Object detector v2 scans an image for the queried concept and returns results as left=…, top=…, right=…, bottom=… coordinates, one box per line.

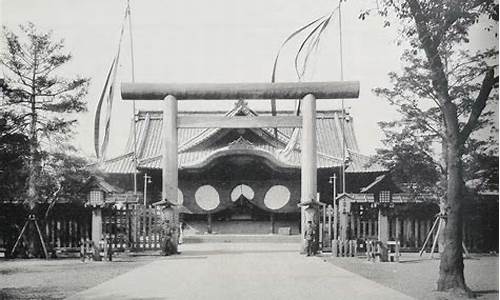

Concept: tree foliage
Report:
left=0, top=109, right=30, bottom=202
left=1, top=23, right=90, bottom=209
left=372, top=122, right=441, bottom=197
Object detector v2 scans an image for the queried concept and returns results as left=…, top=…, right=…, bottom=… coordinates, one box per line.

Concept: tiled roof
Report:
left=97, top=153, right=136, bottom=174
left=83, top=176, right=124, bottom=193
left=98, top=101, right=386, bottom=174
left=345, top=150, right=384, bottom=173
left=137, top=142, right=344, bottom=169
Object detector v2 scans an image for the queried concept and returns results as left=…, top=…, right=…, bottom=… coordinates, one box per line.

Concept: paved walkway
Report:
left=68, top=243, right=414, bottom=300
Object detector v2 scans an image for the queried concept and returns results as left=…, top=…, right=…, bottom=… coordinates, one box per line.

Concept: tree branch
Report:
left=407, top=76, right=442, bottom=107
left=407, top=0, right=451, bottom=104
left=459, top=68, right=498, bottom=144
left=44, top=182, right=62, bottom=218
left=1, top=61, right=32, bottom=88
left=422, top=148, right=446, bottom=175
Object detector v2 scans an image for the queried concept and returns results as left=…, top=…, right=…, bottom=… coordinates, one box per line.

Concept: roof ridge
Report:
left=136, top=109, right=348, bottom=116
left=178, top=101, right=263, bottom=152
left=138, top=155, right=161, bottom=164
left=102, top=152, right=134, bottom=163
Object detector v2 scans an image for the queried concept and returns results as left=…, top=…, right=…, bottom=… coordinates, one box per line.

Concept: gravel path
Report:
left=69, top=243, right=413, bottom=300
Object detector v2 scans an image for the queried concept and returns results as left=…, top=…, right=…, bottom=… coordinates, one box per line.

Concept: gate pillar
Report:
left=378, top=208, right=389, bottom=243
left=162, top=95, right=179, bottom=252
left=301, top=93, right=318, bottom=251
left=91, top=208, right=103, bottom=245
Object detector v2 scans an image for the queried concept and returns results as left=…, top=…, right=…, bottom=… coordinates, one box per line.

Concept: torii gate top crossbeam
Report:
left=121, top=81, right=359, bottom=100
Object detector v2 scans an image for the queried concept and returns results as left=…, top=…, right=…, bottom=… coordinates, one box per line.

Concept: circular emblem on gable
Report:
left=195, top=185, right=220, bottom=210
left=231, top=184, right=255, bottom=202
left=264, top=185, right=290, bottom=210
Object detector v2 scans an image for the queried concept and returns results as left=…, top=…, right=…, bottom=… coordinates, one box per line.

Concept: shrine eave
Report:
left=94, top=102, right=387, bottom=174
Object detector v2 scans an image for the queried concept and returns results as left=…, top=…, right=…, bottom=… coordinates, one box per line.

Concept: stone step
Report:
left=183, top=234, right=301, bottom=244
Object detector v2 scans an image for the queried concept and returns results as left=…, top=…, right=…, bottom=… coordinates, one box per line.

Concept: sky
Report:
left=1, top=0, right=496, bottom=159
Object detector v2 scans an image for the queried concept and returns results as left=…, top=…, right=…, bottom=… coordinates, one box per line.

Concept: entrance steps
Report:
left=183, top=234, right=301, bottom=244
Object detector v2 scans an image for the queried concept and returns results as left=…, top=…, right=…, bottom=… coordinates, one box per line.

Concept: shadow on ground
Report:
left=474, top=290, right=499, bottom=296
left=0, top=286, right=64, bottom=300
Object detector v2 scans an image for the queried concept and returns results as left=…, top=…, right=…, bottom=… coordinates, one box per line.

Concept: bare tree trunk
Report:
left=437, top=102, right=468, bottom=293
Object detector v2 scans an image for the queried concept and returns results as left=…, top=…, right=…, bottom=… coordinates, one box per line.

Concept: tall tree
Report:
left=363, top=0, right=498, bottom=295
left=274, top=3, right=496, bottom=293
left=1, top=23, right=89, bottom=210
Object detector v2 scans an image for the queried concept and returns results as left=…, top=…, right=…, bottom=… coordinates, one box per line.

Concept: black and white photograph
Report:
left=0, top=0, right=498, bottom=299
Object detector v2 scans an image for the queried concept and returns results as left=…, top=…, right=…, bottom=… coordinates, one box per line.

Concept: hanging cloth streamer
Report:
left=94, top=5, right=130, bottom=160
left=270, top=8, right=338, bottom=156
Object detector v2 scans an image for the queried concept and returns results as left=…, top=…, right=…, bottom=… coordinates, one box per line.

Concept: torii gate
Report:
left=121, top=81, right=359, bottom=253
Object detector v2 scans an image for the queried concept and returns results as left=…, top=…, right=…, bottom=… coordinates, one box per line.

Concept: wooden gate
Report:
left=103, top=205, right=164, bottom=251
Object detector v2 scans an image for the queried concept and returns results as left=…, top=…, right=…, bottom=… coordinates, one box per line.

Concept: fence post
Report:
left=91, top=208, right=103, bottom=247
left=414, top=219, right=420, bottom=248
left=356, top=216, right=361, bottom=239
left=332, top=240, right=338, bottom=257
left=133, top=206, right=138, bottom=250
left=148, top=206, right=153, bottom=249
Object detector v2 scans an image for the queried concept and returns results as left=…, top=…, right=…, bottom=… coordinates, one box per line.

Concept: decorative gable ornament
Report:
left=227, top=136, right=255, bottom=150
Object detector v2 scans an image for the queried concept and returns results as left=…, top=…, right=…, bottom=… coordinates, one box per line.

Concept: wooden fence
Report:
left=102, top=205, right=164, bottom=251
left=44, top=214, right=92, bottom=249
left=0, top=204, right=91, bottom=256
left=319, top=213, right=439, bottom=252
left=1, top=199, right=497, bottom=255
left=349, top=215, right=436, bottom=250
left=321, top=212, right=495, bottom=253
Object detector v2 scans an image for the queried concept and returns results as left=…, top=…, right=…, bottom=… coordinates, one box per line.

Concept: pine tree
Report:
left=1, top=23, right=90, bottom=210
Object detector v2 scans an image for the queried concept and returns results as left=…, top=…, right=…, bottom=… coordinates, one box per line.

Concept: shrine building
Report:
left=97, top=100, right=394, bottom=235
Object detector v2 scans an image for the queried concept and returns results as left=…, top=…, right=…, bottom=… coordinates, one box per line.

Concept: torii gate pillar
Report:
left=301, top=94, right=318, bottom=251
left=161, top=95, right=179, bottom=253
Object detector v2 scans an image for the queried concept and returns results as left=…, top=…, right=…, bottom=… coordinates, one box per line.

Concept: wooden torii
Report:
left=121, top=81, right=359, bottom=253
